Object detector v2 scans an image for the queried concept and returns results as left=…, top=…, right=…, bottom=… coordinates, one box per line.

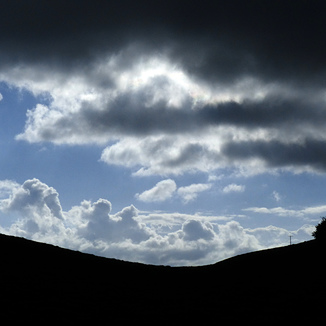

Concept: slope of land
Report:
left=0, top=233, right=324, bottom=324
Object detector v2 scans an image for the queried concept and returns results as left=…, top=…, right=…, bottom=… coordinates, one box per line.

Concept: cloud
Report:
left=1, top=178, right=63, bottom=220
left=0, top=180, right=19, bottom=199
left=0, top=178, right=314, bottom=266
left=0, top=3, right=324, bottom=265
left=177, top=183, right=212, bottom=203
left=13, top=57, right=204, bottom=144
left=137, top=211, right=233, bottom=227
left=101, top=135, right=223, bottom=176
left=182, top=220, right=215, bottom=241
left=0, top=1, right=325, bottom=88
left=136, top=181, right=212, bottom=203
left=12, top=78, right=326, bottom=176
left=222, top=138, right=326, bottom=173
left=272, top=191, right=281, bottom=202
left=15, top=81, right=326, bottom=145
left=0, top=2, right=325, bottom=177
left=223, top=184, right=245, bottom=194
left=3, top=60, right=326, bottom=181
left=246, top=225, right=293, bottom=247
left=247, top=224, right=315, bottom=247
left=244, top=206, right=300, bottom=217
left=0, top=179, right=67, bottom=243
left=71, top=200, right=151, bottom=244
left=136, top=179, right=177, bottom=202
left=244, top=204, right=326, bottom=218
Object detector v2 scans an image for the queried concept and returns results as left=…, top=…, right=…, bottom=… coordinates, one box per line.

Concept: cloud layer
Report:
left=0, top=1, right=325, bottom=176
left=1, top=1, right=326, bottom=87
left=0, top=179, right=314, bottom=266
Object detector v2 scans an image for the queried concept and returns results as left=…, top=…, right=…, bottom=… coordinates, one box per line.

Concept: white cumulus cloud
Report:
left=1, top=178, right=63, bottom=220
left=0, top=178, right=315, bottom=266
left=70, top=199, right=151, bottom=243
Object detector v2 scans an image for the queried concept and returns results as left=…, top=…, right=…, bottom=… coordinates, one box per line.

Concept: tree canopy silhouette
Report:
left=312, top=217, right=326, bottom=242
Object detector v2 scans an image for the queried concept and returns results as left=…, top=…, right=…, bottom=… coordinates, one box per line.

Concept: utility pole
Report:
left=289, top=235, right=292, bottom=245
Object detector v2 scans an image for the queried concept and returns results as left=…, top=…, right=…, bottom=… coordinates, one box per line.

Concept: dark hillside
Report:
left=0, top=233, right=325, bottom=324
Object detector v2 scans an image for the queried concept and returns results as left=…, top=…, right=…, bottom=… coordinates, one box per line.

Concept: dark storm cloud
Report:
left=167, top=1, right=326, bottom=86
left=1, top=0, right=326, bottom=86
left=222, top=138, right=326, bottom=172
left=78, top=89, right=195, bottom=136
left=201, top=97, right=326, bottom=129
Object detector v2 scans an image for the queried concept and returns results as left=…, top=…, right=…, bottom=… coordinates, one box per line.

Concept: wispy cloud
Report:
left=244, top=205, right=326, bottom=218
left=136, top=180, right=212, bottom=203
left=272, top=191, right=281, bottom=202
left=177, top=183, right=212, bottom=203
left=222, top=184, right=245, bottom=194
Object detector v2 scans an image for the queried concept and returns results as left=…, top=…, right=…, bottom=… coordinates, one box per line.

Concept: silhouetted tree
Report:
left=312, top=217, right=326, bottom=242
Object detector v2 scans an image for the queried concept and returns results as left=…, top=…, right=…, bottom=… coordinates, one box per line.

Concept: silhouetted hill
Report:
left=0, top=233, right=325, bottom=324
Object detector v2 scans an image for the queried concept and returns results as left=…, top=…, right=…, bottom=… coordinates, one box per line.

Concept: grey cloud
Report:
left=109, top=95, right=325, bottom=133
left=173, top=2, right=326, bottom=87
left=163, top=143, right=214, bottom=169
left=92, top=93, right=326, bottom=175
left=182, top=220, right=215, bottom=241
left=79, top=94, right=195, bottom=137
left=100, top=136, right=222, bottom=176
left=3, top=1, right=326, bottom=177
left=0, top=2, right=136, bottom=68
left=222, top=138, right=326, bottom=172
left=1, top=1, right=326, bottom=88
left=201, top=97, right=326, bottom=130
left=21, top=100, right=195, bottom=142
left=26, top=93, right=326, bottom=143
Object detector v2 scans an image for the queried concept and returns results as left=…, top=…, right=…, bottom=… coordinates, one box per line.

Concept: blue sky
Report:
left=0, top=1, right=325, bottom=265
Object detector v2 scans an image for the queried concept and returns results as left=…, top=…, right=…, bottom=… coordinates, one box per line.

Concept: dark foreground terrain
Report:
left=0, top=234, right=325, bottom=324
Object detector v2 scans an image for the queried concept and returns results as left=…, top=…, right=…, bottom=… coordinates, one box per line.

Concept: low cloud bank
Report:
left=0, top=178, right=313, bottom=266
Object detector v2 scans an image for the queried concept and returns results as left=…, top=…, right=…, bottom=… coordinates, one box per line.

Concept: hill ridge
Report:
left=0, top=233, right=324, bottom=324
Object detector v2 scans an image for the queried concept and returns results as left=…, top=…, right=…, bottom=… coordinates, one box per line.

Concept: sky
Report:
left=0, top=0, right=325, bottom=265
